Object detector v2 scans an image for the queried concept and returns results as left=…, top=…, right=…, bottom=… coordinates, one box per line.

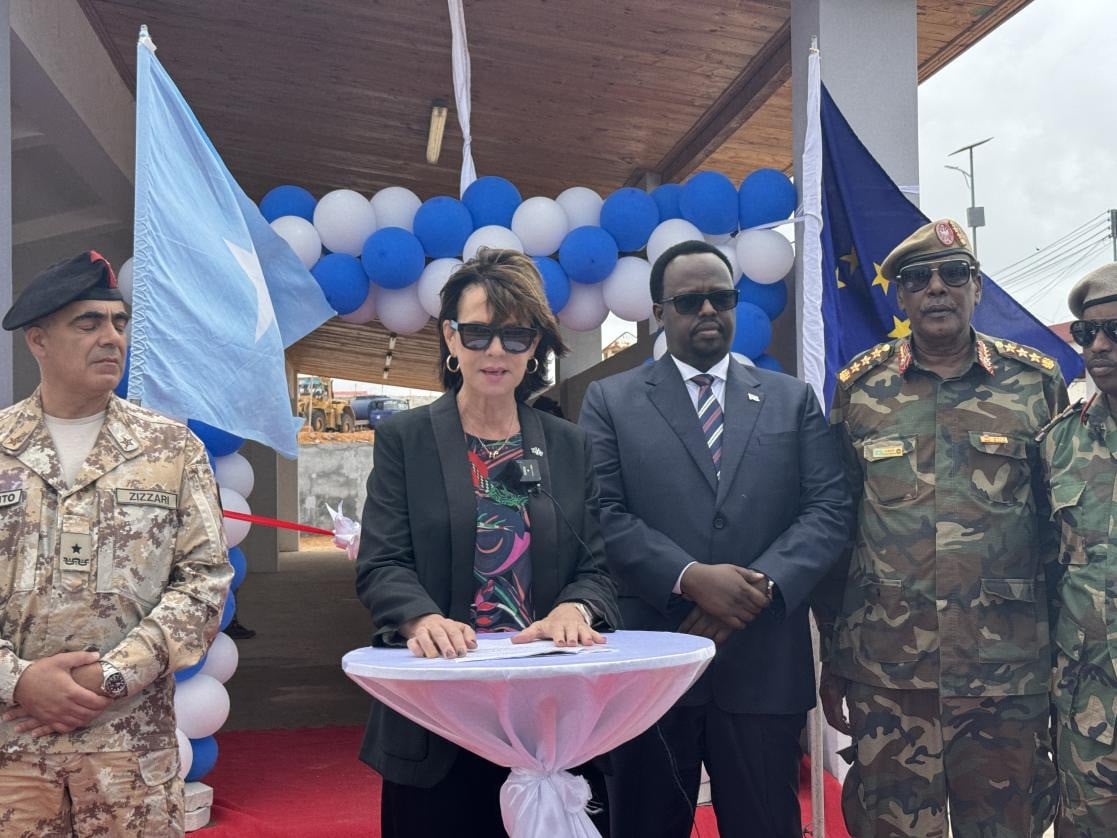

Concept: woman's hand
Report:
left=511, top=602, right=605, bottom=647
left=399, top=614, right=477, bottom=659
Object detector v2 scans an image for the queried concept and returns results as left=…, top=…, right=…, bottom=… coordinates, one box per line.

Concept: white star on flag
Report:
left=225, top=238, right=277, bottom=342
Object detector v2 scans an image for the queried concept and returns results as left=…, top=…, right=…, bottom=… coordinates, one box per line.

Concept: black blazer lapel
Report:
left=518, top=404, right=560, bottom=616
left=429, top=392, right=476, bottom=623
left=716, top=359, right=764, bottom=507
left=647, top=356, right=718, bottom=494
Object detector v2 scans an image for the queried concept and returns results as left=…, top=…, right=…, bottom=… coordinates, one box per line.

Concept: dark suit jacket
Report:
left=579, top=355, right=852, bottom=715
left=355, top=391, right=620, bottom=787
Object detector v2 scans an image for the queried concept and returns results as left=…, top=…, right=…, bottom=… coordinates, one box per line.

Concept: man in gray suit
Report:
left=580, top=240, right=852, bottom=838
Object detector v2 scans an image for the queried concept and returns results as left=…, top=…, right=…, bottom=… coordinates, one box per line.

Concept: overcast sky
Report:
left=917, top=0, right=1117, bottom=324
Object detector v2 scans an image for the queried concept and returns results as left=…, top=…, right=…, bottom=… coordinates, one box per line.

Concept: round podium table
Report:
left=342, top=630, right=714, bottom=838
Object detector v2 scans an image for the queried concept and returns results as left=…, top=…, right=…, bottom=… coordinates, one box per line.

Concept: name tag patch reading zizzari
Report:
left=115, top=489, right=177, bottom=510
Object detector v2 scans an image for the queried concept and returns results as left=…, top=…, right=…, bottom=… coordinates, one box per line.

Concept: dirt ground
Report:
left=297, top=429, right=375, bottom=445
left=298, top=533, right=342, bottom=551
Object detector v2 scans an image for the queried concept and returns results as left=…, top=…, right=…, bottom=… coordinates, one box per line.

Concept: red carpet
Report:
left=203, top=726, right=849, bottom=837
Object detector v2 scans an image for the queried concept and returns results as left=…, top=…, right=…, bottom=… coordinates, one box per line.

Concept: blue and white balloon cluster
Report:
left=258, top=168, right=797, bottom=363
left=170, top=421, right=253, bottom=784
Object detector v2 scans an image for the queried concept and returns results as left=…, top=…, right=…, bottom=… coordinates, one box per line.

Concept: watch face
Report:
left=104, top=672, right=128, bottom=699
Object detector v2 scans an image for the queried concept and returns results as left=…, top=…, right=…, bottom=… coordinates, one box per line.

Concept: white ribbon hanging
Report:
left=447, top=0, right=477, bottom=196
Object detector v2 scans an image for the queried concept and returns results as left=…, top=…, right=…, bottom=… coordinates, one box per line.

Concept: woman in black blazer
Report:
left=355, top=249, right=620, bottom=838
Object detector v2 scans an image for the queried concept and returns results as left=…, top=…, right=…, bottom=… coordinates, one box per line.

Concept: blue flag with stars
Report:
left=820, top=85, right=1082, bottom=407
left=129, top=40, right=335, bottom=458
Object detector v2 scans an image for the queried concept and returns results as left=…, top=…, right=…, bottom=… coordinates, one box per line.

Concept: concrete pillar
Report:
left=1, top=0, right=12, bottom=408
left=555, top=325, right=602, bottom=380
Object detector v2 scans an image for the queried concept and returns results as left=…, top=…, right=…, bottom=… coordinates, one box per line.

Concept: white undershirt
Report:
left=44, top=411, right=106, bottom=487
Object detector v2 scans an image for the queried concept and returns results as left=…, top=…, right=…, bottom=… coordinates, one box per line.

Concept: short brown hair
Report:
left=438, top=248, right=568, bottom=400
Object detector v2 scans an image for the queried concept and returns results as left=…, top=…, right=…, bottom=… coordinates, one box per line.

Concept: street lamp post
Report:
left=947, top=137, right=993, bottom=259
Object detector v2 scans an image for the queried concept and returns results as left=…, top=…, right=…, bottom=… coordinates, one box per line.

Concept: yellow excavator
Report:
left=296, top=376, right=356, bottom=433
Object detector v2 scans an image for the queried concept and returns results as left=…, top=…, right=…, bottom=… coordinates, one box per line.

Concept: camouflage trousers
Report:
left=841, top=683, right=1056, bottom=838
left=1055, top=720, right=1117, bottom=837
left=0, top=747, right=183, bottom=837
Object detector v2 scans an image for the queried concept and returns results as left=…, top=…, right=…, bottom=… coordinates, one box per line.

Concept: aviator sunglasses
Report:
left=896, top=259, right=977, bottom=294
left=658, top=289, right=741, bottom=315
left=1070, top=319, right=1117, bottom=348
left=449, top=320, right=539, bottom=354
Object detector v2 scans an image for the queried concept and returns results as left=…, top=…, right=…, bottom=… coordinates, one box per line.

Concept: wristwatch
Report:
left=100, top=662, right=128, bottom=699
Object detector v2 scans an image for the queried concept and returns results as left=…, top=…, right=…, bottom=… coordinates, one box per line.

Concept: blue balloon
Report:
left=462, top=176, right=522, bottom=228
left=310, top=253, right=369, bottom=314
left=679, top=172, right=738, bottom=235
left=259, top=185, right=316, bottom=223
left=730, top=301, right=772, bottom=360
left=187, top=421, right=242, bottom=457
left=361, top=227, right=425, bottom=290
left=414, top=197, right=474, bottom=258
left=175, top=652, right=207, bottom=682
left=652, top=183, right=684, bottom=223
left=738, top=169, right=797, bottom=230
left=186, top=735, right=219, bottom=782
left=220, top=590, right=236, bottom=632
left=753, top=353, right=784, bottom=373
left=532, top=257, right=571, bottom=314
left=600, top=188, right=660, bottom=253
left=559, top=227, right=618, bottom=285
left=114, top=348, right=131, bottom=398
left=737, top=277, right=788, bottom=320
left=228, top=546, right=247, bottom=592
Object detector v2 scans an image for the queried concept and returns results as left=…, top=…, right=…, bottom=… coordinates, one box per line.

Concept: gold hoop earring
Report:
left=445, top=355, right=460, bottom=373
left=526, top=357, right=539, bottom=374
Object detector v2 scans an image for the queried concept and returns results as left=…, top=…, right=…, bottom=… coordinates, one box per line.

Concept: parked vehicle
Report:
left=349, top=395, right=409, bottom=429
left=296, top=376, right=357, bottom=433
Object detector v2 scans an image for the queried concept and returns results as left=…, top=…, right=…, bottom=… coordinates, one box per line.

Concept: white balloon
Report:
left=377, top=283, right=430, bottom=335
left=735, top=229, right=795, bottom=284
left=174, top=674, right=230, bottom=740
left=219, top=487, right=251, bottom=549
left=557, top=281, right=609, bottom=332
left=117, top=257, right=134, bottom=306
left=717, top=243, right=741, bottom=282
left=704, top=231, right=735, bottom=246
left=199, top=632, right=239, bottom=684
left=555, top=186, right=603, bottom=229
left=462, top=225, right=524, bottom=261
left=653, top=331, right=667, bottom=360
left=339, top=284, right=378, bottom=324
left=176, top=728, right=193, bottom=780
left=270, top=215, right=322, bottom=269
left=417, top=258, right=463, bottom=318
left=369, top=186, right=422, bottom=232
left=731, top=352, right=756, bottom=367
left=214, top=452, right=254, bottom=498
left=602, top=256, right=653, bottom=322
left=313, top=189, right=378, bottom=257
left=646, top=219, right=703, bottom=265
left=511, top=197, right=569, bottom=257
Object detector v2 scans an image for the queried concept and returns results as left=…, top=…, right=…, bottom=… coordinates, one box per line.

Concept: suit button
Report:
left=713, top=516, right=726, bottom=529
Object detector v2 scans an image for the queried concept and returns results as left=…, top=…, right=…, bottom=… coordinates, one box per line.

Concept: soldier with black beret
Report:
left=0, top=252, right=231, bottom=836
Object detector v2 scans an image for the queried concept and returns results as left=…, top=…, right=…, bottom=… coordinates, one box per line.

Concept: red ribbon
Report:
left=222, top=509, right=334, bottom=537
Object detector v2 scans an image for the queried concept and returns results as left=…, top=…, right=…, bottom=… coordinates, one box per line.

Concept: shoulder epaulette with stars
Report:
left=990, top=338, right=1058, bottom=375
left=1035, top=398, right=1085, bottom=443
left=837, top=342, right=894, bottom=388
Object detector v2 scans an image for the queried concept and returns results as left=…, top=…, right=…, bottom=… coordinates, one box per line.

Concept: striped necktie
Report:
left=691, top=373, right=723, bottom=479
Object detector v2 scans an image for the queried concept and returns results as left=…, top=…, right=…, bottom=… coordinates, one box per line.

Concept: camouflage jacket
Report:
left=818, top=332, right=1068, bottom=697
left=0, top=390, right=230, bottom=753
left=1044, top=394, right=1117, bottom=746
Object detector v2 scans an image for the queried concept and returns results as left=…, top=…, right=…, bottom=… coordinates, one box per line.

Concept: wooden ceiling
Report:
left=79, top=0, right=1031, bottom=391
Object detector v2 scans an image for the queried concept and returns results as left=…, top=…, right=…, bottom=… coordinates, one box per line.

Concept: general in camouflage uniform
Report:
left=814, top=220, right=1067, bottom=838
left=1042, top=262, right=1117, bottom=837
left=0, top=253, right=230, bottom=837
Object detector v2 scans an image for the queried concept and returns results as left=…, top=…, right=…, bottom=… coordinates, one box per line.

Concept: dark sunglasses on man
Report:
left=449, top=320, right=539, bottom=354
left=896, top=259, right=977, bottom=294
left=1070, top=318, right=1117, bottom=348
left=659, top=288, right=740, bottom=315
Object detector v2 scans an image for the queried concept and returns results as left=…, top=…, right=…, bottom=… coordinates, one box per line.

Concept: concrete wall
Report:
left=297, top=441, right=375, bottom=531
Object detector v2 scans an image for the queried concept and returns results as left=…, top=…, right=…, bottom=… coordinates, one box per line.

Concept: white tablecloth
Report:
left=342, top=630, right=714, bottom=838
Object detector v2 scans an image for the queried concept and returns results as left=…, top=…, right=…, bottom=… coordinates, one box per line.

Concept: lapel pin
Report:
left=530, top=446, right=543, bottom=457
left=748, top=393, right=761, bottom=402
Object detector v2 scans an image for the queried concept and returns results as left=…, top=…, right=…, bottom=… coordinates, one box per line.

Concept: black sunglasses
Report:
left=896, top=259, right=976, bottom=293
left=449, top=320, right=539, bottom=354
left=1070, top=318, right=1117, bottom=348
left=658, top=289, right=740, bottom=315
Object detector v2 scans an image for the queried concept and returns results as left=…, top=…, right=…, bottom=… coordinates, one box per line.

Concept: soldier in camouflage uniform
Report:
left=814, top=220, right=1066, bottom=837
left=0, top=252, right=231, bottom=836
left=1042, top=262, right=1117, bottom=836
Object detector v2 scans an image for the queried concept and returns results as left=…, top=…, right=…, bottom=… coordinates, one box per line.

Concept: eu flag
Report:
left=129, top=39, right=335, bottom=458
left=819, top=85, right=1082, bottom=407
